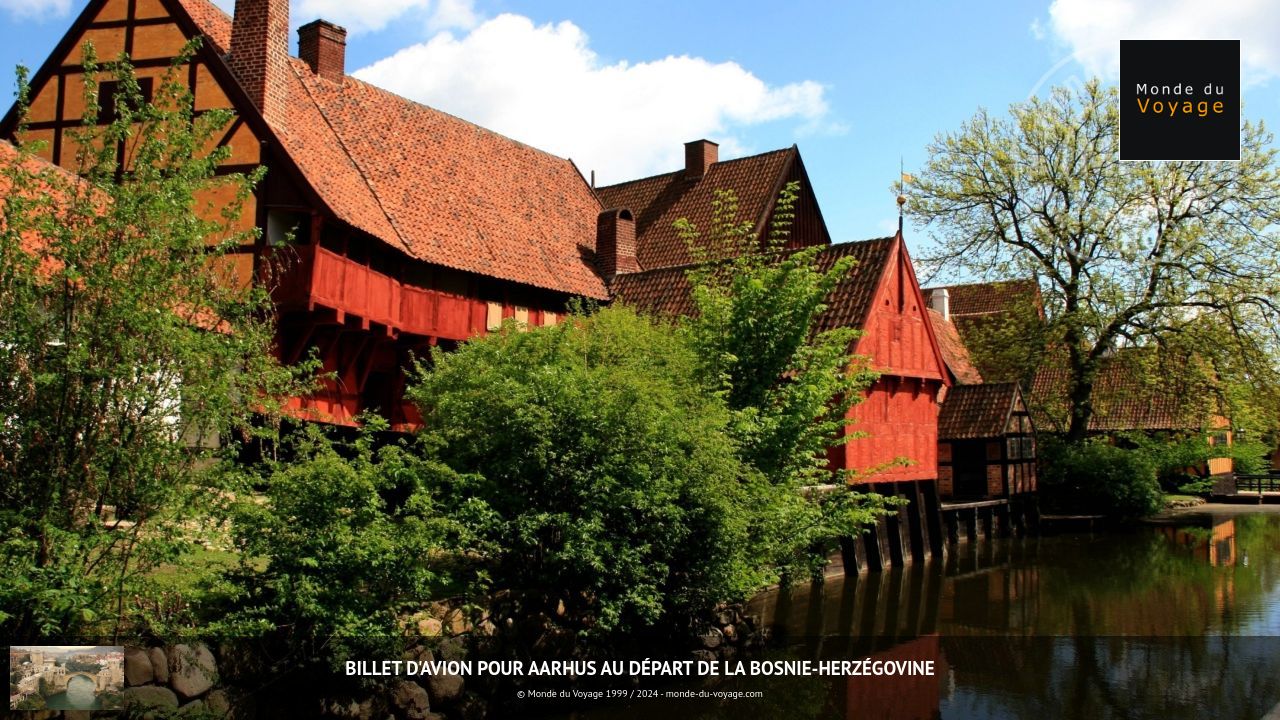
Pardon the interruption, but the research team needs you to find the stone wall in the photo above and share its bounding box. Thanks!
[120,643,229,716]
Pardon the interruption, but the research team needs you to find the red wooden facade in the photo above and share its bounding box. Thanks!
[836,236,949,483]
[2,0,603,428]
[8,0,954,485]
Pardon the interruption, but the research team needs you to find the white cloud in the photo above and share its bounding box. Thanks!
[426,0,478,33]
[1045,0,1280,85]
[354,14,832,185]
[0,0,71,20]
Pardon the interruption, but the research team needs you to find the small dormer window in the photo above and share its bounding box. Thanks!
[97,78,153,124]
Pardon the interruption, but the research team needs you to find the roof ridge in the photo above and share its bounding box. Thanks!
[288,60,413,256]
[829,236,897,248]
[596,147,794,191]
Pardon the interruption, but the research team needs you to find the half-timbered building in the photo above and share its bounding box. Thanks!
[1,0,609,428]
[5,0,1000,567]
[597,144,951,486]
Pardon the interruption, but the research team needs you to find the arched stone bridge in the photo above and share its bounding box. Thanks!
[45,669,113,693]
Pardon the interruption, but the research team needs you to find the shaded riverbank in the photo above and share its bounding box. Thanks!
[545,510,1280,719]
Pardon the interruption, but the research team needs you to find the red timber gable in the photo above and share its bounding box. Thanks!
[823,234,950,483]
[612,232,950,484]
[4,0,609,427]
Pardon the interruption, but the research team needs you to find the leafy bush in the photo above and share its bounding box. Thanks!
[1229,440,1272,475]
[0,48,301,641]
[408,306,759,640]
[678,182,891,580]
[216,425,453,666]
[1038,439,1163,518]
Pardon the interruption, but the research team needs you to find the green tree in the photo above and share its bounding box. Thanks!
[407,305,760,640]
[906,81,1280,442]
[678,182,892,580]
[216,423,452,667]
[0,46,299,641]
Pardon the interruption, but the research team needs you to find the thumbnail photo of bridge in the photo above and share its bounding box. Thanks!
[9,645,124,711]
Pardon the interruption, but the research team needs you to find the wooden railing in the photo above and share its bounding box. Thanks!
[269,244,480,340]
[1235,473,1280,493]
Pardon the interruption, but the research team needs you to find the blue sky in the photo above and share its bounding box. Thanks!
[2,0,1277,278]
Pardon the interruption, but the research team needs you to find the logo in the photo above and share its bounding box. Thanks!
[1119,40,1240,161]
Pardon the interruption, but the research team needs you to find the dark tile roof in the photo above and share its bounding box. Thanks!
[810,238,897,333]
[928,308,983,385]
[176,0,608,299]
[1028,354,1213,433]
[595,149,794,270]
[612,238,898,334]
[923,279,1041,317]
[938,383,1020,440]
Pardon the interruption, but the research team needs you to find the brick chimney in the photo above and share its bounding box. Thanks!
[229,0,290,128]
[684,139,718,178]
[298,20,347,82]
[597,209,639,279]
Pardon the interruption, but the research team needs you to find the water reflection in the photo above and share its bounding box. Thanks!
[559,514,1280,719]
[736,512,1280,719]
[44,674,99,710]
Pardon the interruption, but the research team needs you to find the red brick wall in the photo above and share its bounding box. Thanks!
[228,0,290,127]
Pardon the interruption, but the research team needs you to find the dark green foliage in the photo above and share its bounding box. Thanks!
[1127,435,1221,494]
[408,306,758,640]
[216,424,453,665]
[678,182,892,581]
[1228,440,1272,475]
[1038,439,1163,518]
[0,46,302,641]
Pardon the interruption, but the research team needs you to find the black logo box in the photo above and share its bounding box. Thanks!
[1119,39,1240,161]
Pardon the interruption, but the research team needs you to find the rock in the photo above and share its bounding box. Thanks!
[123,685,180,710]
[168,643,218,700]
[124,647,155,686]
[699,627,724,649]
[418,617,443,637]
[64,711,92,720]
[715,608,736,626]
[691,649,717,664]
[178,699,206,715]
[722,624,737,641]
[149,647,170,683]
[436,637,467,662]
[390,679,432,719]
[425,672,464,706]
[206,689,232,715]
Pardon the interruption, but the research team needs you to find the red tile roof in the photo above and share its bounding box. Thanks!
[1,141,109,261]
[923,279,1042,318]
[595,148,795,270]
[612,237,898,335]
[938,383,1021,440]
[175,0,608,299]
[177,0,232,53]
[810,238,897,333]
[928,308,983,385]
[1028,354,1214,433]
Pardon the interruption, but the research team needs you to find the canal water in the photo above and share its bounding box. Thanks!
[43,674,101,710]
[566,510,1280,719]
